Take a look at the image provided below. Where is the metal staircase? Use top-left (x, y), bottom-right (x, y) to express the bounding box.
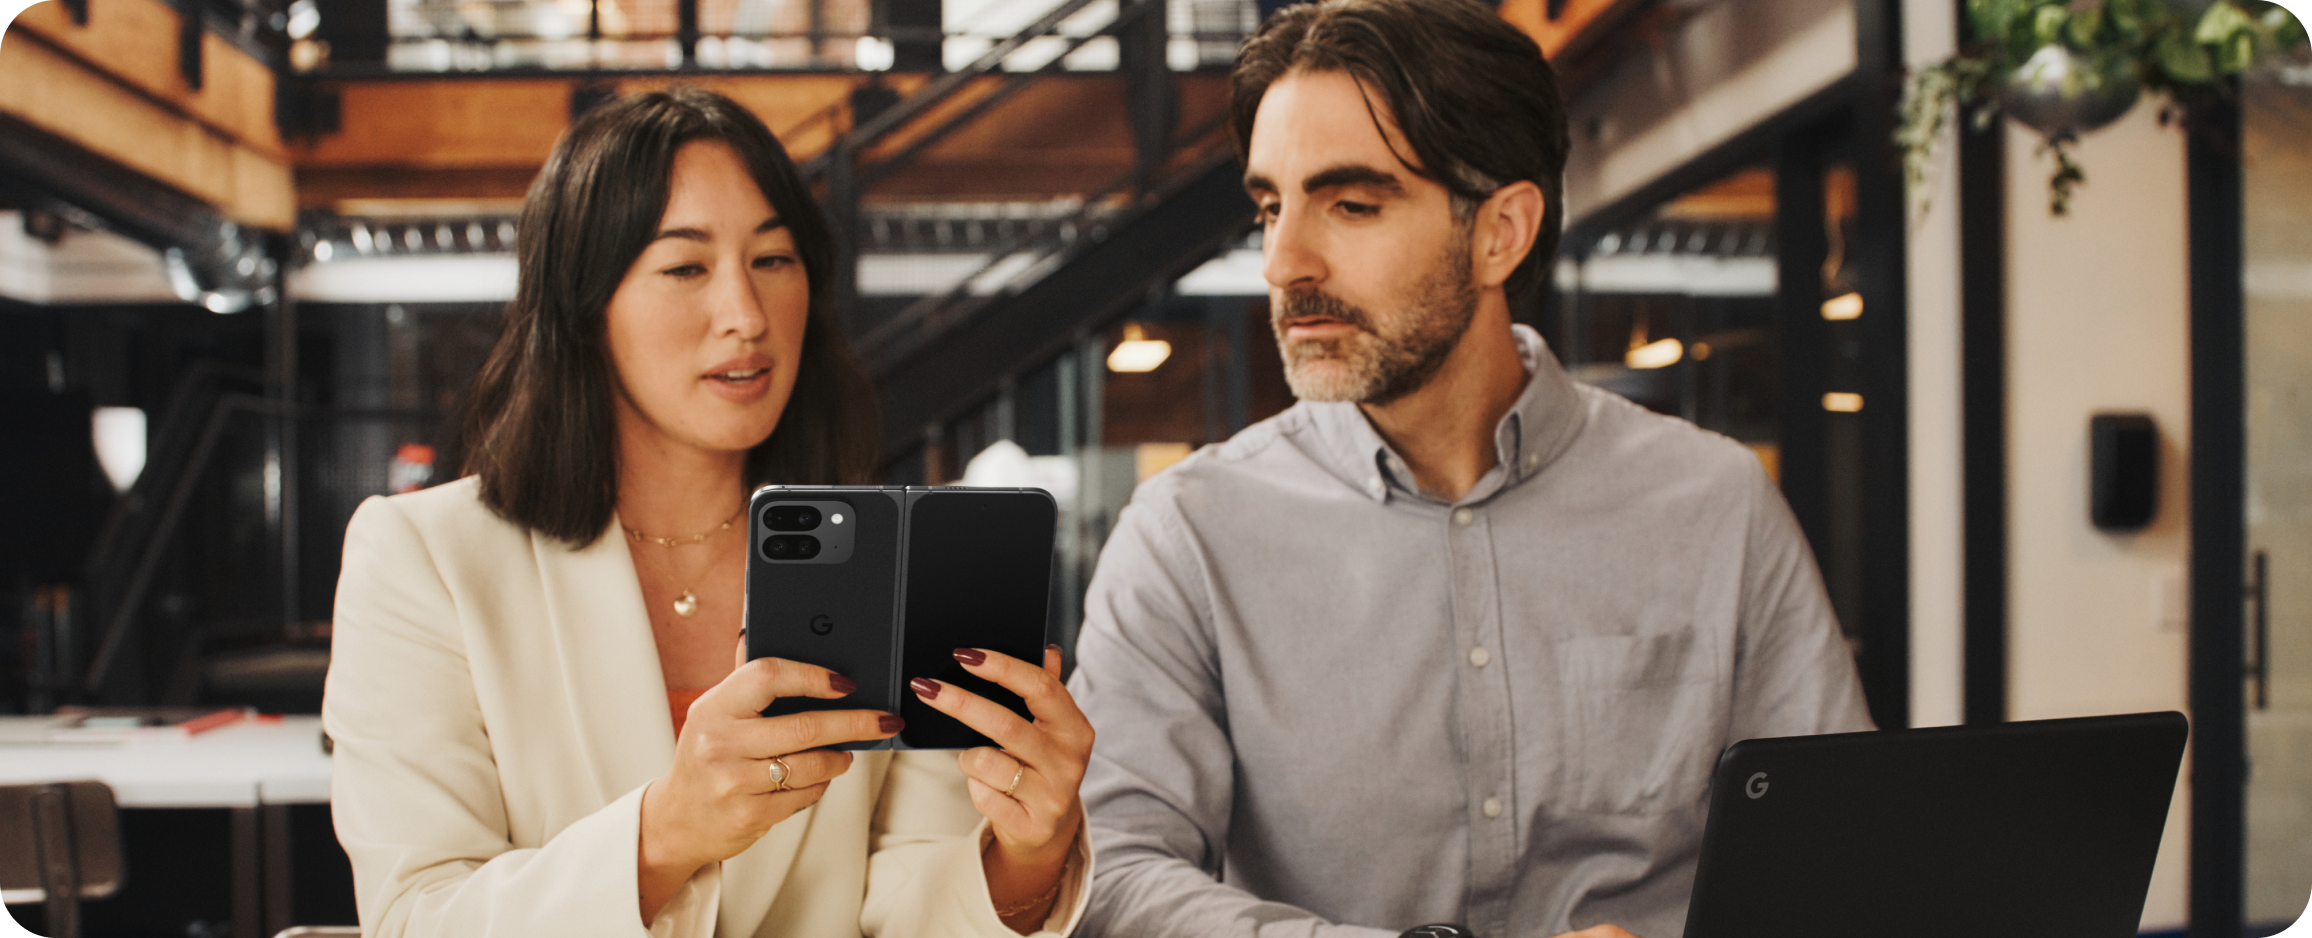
top-left (791, 0), bottom-right (1257, 459)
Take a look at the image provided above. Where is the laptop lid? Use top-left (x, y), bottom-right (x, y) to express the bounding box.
top-left (1681, 711), bottom-right (2188, 938)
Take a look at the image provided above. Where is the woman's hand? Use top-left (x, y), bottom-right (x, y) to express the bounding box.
top-left (638, 654), bottom-right (902, 924)
top-left (908, 645), bottom-right (1094, 933)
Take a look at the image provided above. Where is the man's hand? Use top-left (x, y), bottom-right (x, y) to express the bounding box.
top-left (1548, 927), bottom-right (1642, 938)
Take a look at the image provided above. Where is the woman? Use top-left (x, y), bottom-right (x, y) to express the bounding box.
top-left (323, 87), bottom-right (1093, 938)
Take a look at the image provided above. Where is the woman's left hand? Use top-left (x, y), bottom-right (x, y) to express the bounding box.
top-left (909, 645), bottom-right (1092, 931)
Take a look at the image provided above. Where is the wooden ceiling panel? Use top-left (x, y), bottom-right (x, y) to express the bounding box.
top-left (289, 72), bottom-right (1228, 207)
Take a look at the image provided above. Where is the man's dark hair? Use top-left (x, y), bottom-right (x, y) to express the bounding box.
top-left (1230, 0), bottom-right (1569, 300)
top-left (461, 86), bottom-right (879, 546)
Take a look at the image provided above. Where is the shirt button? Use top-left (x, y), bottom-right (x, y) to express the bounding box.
top-left (1368, 477), bottom-right (1385, 496)
top-left (1482, 797), bottom-right (1503, 819)
top-left (1452, 508), bottom-right (1475, 526)
top-left (1468, 646), bottom-right (1491, 668)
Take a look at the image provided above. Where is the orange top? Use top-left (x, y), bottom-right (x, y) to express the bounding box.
top-left (668, 688), bottom-right (709, 739)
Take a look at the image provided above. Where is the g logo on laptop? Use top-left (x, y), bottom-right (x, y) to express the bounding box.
top-left (1745, 772), bottom-right (1770, 799)
top-left (808, 614), bottom-right (835, 636)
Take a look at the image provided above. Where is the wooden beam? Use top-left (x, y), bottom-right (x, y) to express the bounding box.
top-left (10, 0), bottom-right (282, 155)
top-left (292, 165), bottom-right (545, 207)
top-left (289, 78), bottom-right (575, 169)
top-left (0, 28), bottom-right (293, 229)
top-left (288, 73), bottom-right (1227, 208)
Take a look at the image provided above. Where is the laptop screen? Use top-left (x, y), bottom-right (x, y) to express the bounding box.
top-left (1682, 711), bottom-right (2187, 938)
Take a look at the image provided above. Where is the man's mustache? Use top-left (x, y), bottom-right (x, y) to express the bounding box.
top-left (1273, 289), bottom-right (1374, 337)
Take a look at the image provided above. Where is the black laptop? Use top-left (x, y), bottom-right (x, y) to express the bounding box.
top-left (1682, 711), bottom-right (2188, 938)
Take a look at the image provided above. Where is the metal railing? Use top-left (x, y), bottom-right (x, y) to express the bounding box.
top-left (353, 0), bottom-right (1253, 73)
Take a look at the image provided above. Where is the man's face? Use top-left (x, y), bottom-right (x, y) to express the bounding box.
top-left (1244, 68), bottom-right (1479, 406)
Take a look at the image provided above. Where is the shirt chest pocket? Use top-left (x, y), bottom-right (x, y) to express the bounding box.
top-left (1551, 632), bottom-right (1726, 816)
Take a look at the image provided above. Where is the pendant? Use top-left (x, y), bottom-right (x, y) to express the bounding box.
top-left (672, 591), bottom-right (699, 618)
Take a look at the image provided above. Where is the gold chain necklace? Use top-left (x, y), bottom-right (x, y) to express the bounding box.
top-left (623, 504), bottom-right (744, 618)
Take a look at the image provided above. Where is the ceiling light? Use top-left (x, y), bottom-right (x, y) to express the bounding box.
top-left (1821, 292), bottom-right (1863, 320)
top-left (92, 407), bottom-right (146, 493)
top-left (1624, 337), bottom-right (1683, 370)
top-left (1107, 323), bottom-right (1172, 373)
top-left (286, 0), bottom-right (319, 39)
top-left (856, 36), bottom-right (895, 71)
top-left (1823, 392), bottom-right (1865, 413)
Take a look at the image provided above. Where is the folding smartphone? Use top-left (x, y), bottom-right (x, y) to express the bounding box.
top-left (743, 485), bottom-right (1056, 750)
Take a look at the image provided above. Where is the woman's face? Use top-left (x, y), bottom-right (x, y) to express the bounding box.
top-left (604, 139), bottom-right (810, 462)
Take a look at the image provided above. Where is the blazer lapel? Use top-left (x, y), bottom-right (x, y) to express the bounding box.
top-left (532, 521), bottom-right (676, 804)
top-left (532, 519), bottom-right (815, 933)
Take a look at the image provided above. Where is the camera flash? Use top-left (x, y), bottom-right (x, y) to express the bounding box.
top-left (831, 513), bottom-right (845, 525)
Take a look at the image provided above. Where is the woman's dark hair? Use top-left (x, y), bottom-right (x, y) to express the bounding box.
top-left (461, 86), bottom-right (879, 546)
top-left (1229, 0), bottom-right (1569, 300)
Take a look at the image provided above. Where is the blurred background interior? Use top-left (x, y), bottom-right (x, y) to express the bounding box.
top-left (0, 0), bottom-right (2306, 934)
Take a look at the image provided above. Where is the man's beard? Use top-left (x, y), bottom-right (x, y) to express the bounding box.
top-left (1272, 238), bottom-right (1478, 407)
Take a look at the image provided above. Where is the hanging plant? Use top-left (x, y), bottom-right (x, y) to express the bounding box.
top-left (1901, 0), bottom-right (2307, 215)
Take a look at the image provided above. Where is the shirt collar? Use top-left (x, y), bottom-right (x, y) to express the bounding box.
top-left (1308, 324), bottom-right (1587, 506)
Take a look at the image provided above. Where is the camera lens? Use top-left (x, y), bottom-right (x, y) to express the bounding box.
top-left (763, 535), bottom-right (821, 560)
top-left (765, 505), bottom-right (823, 532)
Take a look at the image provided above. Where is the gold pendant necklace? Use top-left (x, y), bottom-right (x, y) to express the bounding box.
top-left (623, 504), bottom-right (744, 618)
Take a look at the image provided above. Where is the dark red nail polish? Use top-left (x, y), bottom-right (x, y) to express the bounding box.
top-left (911, 677), bottom-right (941, 699)
top-left (830, 674), bottom-right (859, 695)
top-left (879, 714), bottom-right (904, 734)
top-left (952, 647), bottom-right (987, 666)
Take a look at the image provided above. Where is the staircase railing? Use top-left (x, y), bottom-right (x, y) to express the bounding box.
top-left (794, 0), bottom-right (1131, 185)
top-left (851, 107), bottom-right (1235, 376)
top-left (870, 145), bottom-right (1255, 458)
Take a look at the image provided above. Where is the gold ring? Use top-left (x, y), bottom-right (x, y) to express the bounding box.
top-left (768, 756), bottom-right (794, 792)
top-left (1003, 759), bottom-right (1025, 798)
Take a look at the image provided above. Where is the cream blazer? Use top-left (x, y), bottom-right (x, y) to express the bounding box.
top-left (322, 477), bottom-right (1090, 938)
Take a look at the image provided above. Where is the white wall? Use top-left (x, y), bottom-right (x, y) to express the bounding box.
top-left (2002, 101), bottom-right (2193, 932)
top-left (1904, 0), bottom-right (1964, 731)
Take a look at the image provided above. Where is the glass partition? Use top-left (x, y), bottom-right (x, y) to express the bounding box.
top-left (2240, 58), bottom-right (2312, 935)
top-left (1549, 142), bottom-right (1887, 657)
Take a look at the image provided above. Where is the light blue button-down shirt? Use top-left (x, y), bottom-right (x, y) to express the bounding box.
top-left (1069, 325), bottom-right (1873, 938)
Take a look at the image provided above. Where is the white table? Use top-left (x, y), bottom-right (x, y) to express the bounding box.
top-left (0, 716), bottom-right (333, 938)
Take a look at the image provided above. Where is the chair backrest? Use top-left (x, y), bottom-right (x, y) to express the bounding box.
top-left (0, 780), bottom-right (124, 938)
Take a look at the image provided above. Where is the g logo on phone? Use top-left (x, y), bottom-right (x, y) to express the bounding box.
top-left (1745, 772), bottom-right (1770, 799)
top-left (808, 614), bottom-right (835, 636)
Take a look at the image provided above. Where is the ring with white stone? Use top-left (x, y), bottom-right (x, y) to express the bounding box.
top-left (767, 756), bottom-right (794, 792)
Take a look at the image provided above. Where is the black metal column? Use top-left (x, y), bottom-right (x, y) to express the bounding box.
top-left (1958, 103), bottom-right (2008, 726)
top-left (1851, 0), bottom-right (1909, 730)
top-left (885, 0), bottom-right (943, 71)
top-left (313, 0), bottom-right (387, 65)
top-left (825, 141), bottom-right (861, 329)
top-left (175, 0), bottom-right (204, 89)
top-left (2186, 90), bottom-right (2245, 938)
top-left (678, 0), bottom-right (700, 66)
top-left (1774, 126), bottom-right (1831, 558)
top-left (1119, 0), bottom-right (1176, 191)
top-left (265, 234), bottom-right (300, 632)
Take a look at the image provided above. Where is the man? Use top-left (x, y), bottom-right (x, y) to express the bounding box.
top-left (1065, 1), bottom-right (1874, 937)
